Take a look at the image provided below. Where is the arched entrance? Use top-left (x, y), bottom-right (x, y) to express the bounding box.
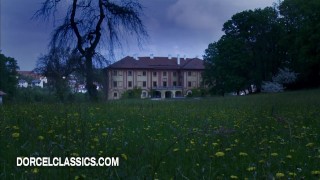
top-left (175, 91), bottom-right (182, 97)
top-left (165, 91), bottom-right (172, 98)
top-left (153, 91), bottom-right (161, 98)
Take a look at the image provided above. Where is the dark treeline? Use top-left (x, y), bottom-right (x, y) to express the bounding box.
top-left (203, 0), bottom-right (320, 95)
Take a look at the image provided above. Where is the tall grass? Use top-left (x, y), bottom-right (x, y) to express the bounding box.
top-left (1, 89), bottom-right (319, 179)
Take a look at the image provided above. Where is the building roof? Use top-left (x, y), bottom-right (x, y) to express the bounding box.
top-left (18, 71), bottom-right (41, 79)
top-left (0, 91), bottom-right (7, 96)
top-left (107, 56), bottom-right (204, 70)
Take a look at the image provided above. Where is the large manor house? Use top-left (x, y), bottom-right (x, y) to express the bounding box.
top-left (106, 55), bottom-right (205, 99)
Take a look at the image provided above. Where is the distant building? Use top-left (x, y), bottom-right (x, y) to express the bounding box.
top-left (105, 55), bottom-right (205, 99)
top-left (18, 79), bottom-right (28, 88)
top-left (17, 71), bottom-right (47, 88)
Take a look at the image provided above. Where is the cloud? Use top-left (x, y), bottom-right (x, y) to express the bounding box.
top-left (167, 0), bottom-right (275, 31)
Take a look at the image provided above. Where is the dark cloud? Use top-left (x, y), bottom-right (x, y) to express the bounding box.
top-left (1, 0), bottom-right (275, 70)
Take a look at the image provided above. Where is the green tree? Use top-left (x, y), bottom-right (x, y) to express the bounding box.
top-left (0, 53), bottom-right (19, 97)
top-left (204, 7), bottom-right (285, 94)
top-left (279, 0), bottom-right (320, 88)
top-left (35, 0), bottom-right (147, 101)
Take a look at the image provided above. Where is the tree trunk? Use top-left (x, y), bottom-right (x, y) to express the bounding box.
top-left (85, 55), bottom-right (98, 101)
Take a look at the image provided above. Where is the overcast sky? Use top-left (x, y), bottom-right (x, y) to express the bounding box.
top-left (1, 0), bottom-right (275, 70)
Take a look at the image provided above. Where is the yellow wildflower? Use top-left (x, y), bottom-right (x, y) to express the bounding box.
top-left (276, 172), bottom-right (285, 178)
top-left (230, 175), bottom-right (238, 179)
top-left (239, 152), bottom-right (248, 156)
top-left (12, 133), bottom-right (20, 138)
top-left (121, 153), bottom-right (128, 160)
top-left (271, 153), bottom-right (278, 156)
top-left (173, 148), bottom-right (179, 152)
top-left (247, 167), bottom-right (256, 171)
top-left (38, 136), bottom-right (44, 140)
top-left (306, 143), bottom-right (314, 147)
top-left (311, 170), bottom-right (320, 175)
top-left (32, 168), bottom-right (39, 174)
top-left (215, 152), bottom-right (225, 157)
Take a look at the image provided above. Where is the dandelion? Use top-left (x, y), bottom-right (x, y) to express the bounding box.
top-left (102, 132), bottom-right (108, 136)
top-left (12, 133), bottom-right (20, 138)
top-left (212, 142), bottom-right (219, 146)
top-left (271, 153), bottom-right (278, 156)
top-left (71, 152), bottom-right (79, 156)
top-left (215, 152), bottom-right (225, 157)
top-left (185, 148), bottom-right (190, 152)
top-left (259, 160), bottom-right (265, 163)
top-left (239, 152), bottom-right (248, 156)
top-left (32, 168), bottom-right (39, 174)
top-left (173, 148), bottom-right (179, 152)
top-left (276, 172), bottom-right (285, 178)
top-left (230, 175), bottom-right (238, 179)
top-left (311, 170), bottom-right (320, 175)
top-left (247, 166), bottom-right (256, 171)
top-left (190, 139), bottom-right (195, 145)
top-left (225, 148), bottom-right (232, 151)
top-left (121, 153), bottom-right (128, 160)
top-left (288, 172), bottom-right (296, 177)
top-left (93, 137), bottom-right (99, 142)
top-left (306, 143), bottom-right (314, 147)
top-left (12, 126), bottom-right (19, 130)
top-left (286, 155), bottom-right (292, 159)
top-left (38, 136), bottom-right (44, 140)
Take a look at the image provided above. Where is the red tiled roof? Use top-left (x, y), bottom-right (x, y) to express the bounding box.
top-left (108, 56), bottom-right (204, 70)
top-left (0, 91), bottom-right (7, 96)
top-left (18, 71), bottom-right (41, 79)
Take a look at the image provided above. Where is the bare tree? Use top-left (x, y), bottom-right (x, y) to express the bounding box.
top-left (35, 0), bottom-right (147, 100)
top-left (35, 47), bottom-right (80, 100)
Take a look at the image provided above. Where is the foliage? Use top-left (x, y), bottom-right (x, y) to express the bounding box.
top-left (35, 47), bottom-right (79, 101)
top-left (262, 68), bottom-right (298, 93)
top-left (121, 87), bottom-right (142, 99)
top-left (34, 0), bottom-right (148, 101)
top-left (204, 7), bottom-right (285, 95)
top-left (204, 0), bottom-right (320, 94)
top-left (0, 53), bottom-right (19, 98)
top-left (1, 89), bottom-right (320, 178)
top-left (186, 88), bottom-right (209, 97)
top-left (279, 0), bottom-right (320, 88)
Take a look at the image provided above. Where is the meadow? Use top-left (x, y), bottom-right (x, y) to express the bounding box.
top-left (1, 89), bottom-right (319, 179)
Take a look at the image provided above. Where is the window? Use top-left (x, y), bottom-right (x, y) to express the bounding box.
top-left (163, 72), bottom-right (167, 76)
top-left (163, 81), bottom-right (167, 87)
top-left (153, 81), bottom-right (157, 87)
top-left (173, 81), bottom-right (177, 86)
top-left (173, 72), bottom-right (177, 77)
top-left (188, 71), bottom-right (192, 76)
top-left (137, 71), bottom-right (142, 76)
top-left (153, 72), bottom-right (157, 77)
top-left (118, 71), bottom-right (122, 76)
top-left (113, 92), bottom-right (118, 97)
top-left (113, 70), bottom-right (117, 76)
top-left (143, 81), bottom-right (147, 87)
top-left (128, 81), bottom-right (132, 88)
top-left (188, 81), bottom-right (192, 87)
top-left (128, 71), bottom-right (132, 76)
top-left (142, 71), bottom-right (146, 76)
top-left (113, 81), bottom-right (117, 87)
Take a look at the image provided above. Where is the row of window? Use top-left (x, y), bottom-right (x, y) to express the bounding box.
top-left (113, 81), bottom-right (196, 88)
top-left (113, 71), bottom-right (196, 77)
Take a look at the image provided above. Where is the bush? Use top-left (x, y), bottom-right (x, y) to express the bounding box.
top-left (121, 87), bottom-right (142, 99)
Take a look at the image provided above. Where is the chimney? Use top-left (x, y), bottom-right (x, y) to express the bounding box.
top-left (177, 54), bottom-right (180, 65)
top-left (133, 54), bottom-right (139, 60)
top-left (150, 54), bottom-right (154, 59)
top-left (168, 54), bottom-right (172, 59)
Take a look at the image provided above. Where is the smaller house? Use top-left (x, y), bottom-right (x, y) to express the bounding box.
top-left (18, 79), bottom-right (28, 88)
top-left (0, 91), bottom-right (6, 105)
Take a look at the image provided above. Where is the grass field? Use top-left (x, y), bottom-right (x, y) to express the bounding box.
top-left (1, 89), bottom-right (320, 179)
